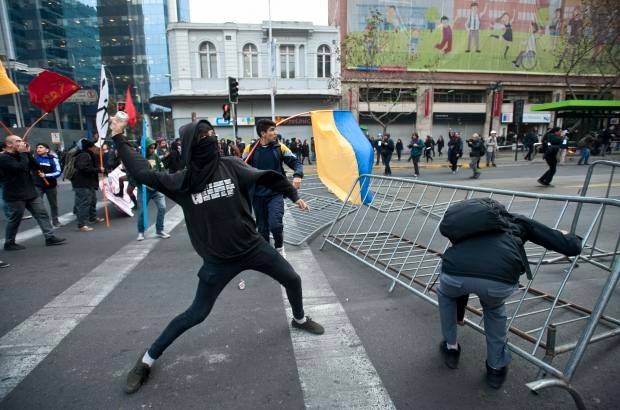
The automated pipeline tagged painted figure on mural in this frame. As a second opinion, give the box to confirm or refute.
[464,2,488,53]
[435,16,453,55]
[489,11,514,59]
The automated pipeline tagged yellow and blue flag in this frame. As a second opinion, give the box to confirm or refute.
[310,110,373,205]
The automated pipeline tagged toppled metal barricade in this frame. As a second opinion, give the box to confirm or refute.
[282,174,358,245]
[321,175,620,408]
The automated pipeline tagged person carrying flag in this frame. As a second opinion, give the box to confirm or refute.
[242,119,303,259]
[109,116,324,395]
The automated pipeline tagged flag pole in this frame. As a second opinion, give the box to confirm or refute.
[244,111,311,164]
[98,141,111,227]
[22,112,49,141]
[140,118,148,232]
[0,120,14,135]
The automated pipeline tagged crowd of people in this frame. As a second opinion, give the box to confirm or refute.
[365,124,617,182]
[0,114,612,393]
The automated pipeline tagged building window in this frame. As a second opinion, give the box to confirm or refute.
[434,89,486,103]
[299,45,305,77]
[242,43,258,78]
[280,45,295,79]
[317,45,331,78]
[199,41,217,79]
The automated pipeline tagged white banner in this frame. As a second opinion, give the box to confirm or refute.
[95,65,109,147]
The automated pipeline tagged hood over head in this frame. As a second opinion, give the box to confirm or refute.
[178,120,220,194]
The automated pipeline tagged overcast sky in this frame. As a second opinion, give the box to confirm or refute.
[189,0,329,25]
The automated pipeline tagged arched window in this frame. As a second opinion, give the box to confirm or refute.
[242,43,258,78]
[199,41,217,78]
[317,45,331,78]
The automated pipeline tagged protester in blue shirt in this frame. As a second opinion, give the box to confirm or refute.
[34,143,62,227]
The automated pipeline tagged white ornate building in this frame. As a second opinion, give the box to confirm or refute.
[153,21,340,140]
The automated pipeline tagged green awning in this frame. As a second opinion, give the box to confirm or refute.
[530,100,620,112]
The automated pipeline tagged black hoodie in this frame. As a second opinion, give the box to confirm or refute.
[112,121,300,262]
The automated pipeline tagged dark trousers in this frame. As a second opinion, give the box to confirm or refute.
[540,154,558,184]
[448,153,459,171]
[411,155,420,175]
[381,152,392,175]
[74,187,97,227]
[148,241,305,359]
[36,186,59,222]
[396,150,402,161]
[4,196,54,244]
[252,194,285,248]
[524,144,534,160]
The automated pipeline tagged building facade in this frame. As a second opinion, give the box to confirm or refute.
[156,21,340,141]
[0,0,189,139]
[330,0,619,142]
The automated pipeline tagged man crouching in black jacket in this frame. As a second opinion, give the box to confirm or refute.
[436,198,581,389]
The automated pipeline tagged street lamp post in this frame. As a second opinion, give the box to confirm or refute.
[268,0,275,121]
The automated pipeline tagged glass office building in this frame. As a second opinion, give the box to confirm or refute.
[0,0,188,136]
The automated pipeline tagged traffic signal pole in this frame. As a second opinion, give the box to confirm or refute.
[232,102,238,139]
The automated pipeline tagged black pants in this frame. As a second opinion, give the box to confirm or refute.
[148,241,305,359]
[396,150,402,161]
[540,154,557,184]
[252,194,284,248]
[411,155,420,175]
[448,153,459,171]
[525,144,534,160]
[381,152,392,175]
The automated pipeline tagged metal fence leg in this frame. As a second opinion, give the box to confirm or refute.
[526,379,586,410]
[535,324,556,379]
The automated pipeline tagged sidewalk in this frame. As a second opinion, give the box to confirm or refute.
[301,152,620,174]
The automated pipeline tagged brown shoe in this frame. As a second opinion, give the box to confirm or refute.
[79,226,94,232]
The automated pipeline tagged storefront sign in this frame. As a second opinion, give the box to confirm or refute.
[255,116,312,126]
[501,113,513,123]
[214,117,256,126]
[522,113,551,123]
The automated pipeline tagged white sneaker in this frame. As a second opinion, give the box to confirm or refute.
[137,233,145,241]
[156,231,171,239]
[276,247,287,259]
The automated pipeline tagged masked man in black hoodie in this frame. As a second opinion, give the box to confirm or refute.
[110,116,324,395]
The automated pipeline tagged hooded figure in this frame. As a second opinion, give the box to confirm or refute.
[110,118,324,395]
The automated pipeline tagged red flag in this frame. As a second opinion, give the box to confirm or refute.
[124,85,137,128]
[27,70,80,113]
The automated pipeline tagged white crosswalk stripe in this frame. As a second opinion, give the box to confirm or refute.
[0,206,184,400]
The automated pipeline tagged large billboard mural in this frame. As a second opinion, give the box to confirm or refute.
[345,0,612,74]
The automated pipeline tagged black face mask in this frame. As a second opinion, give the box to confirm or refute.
[191,135,218,167]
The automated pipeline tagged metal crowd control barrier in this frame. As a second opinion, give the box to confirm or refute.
[320,175,620,408]
[283,191,358,246]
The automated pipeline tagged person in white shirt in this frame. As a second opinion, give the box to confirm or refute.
[464,2,487,53]
[486,130,498,167]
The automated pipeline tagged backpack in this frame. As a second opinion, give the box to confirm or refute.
[62,147,80,181]
[440,198,511,244]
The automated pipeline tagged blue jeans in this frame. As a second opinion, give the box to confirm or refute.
[437,272,517,369]
[137,189,166,233]
[252,194,284,248]
[578,148,590,165]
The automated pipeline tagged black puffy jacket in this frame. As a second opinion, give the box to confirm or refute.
[440,199,582,285]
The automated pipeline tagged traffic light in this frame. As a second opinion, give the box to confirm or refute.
[228,76,239,103]
[117,102,126,112]
[222,103,231,121]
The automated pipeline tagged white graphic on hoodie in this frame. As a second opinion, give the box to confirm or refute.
[191,179,236,205]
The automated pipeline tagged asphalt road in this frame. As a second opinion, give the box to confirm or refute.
[0,158,618,409]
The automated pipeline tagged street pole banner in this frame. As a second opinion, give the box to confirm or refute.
[96,65,109,147]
